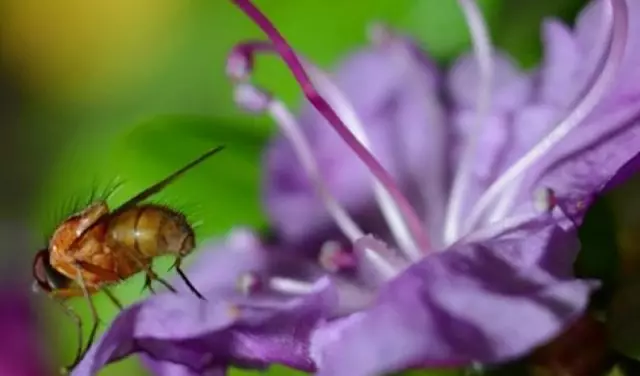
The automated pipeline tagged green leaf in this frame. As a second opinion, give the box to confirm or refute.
[36,114,269,376]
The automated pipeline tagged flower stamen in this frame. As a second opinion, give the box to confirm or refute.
[463,0,628,235]
[230,0,432,254]
[318,241,357,273]
[444,0,494,245]
[237,272,315,295]
[304,63,422,260]
[231,77,364,242]
[354,236,405,281]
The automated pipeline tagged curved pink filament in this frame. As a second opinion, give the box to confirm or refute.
[231,0,431,253]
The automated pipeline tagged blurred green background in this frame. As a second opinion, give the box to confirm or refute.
[0,0,605,375]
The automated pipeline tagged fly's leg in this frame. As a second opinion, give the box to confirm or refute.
[169,256,205,300]
[46,295,83,375]
[102,287,123,311]
[123,251,177,294]
[141,273,157,295]
[60,264,100,374]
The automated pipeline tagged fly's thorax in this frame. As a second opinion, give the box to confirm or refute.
[107,204,195,259]
[48,207,109,285]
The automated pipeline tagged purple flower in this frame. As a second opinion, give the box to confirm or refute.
[73,0,640,375]
[71,229,338,375]
[0,288,49,376]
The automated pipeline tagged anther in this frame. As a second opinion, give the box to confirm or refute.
[226,47,253,81]
[318,241,357,273]
[237,272,262,295]
[534,187,557,213]
[233,83,271,113]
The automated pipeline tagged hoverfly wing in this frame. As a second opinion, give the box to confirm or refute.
[111,145,225,216]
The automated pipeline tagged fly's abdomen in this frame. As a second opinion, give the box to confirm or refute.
[107,204,195,259]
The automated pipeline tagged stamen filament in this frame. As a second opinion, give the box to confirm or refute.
[237,272,315,295]
[304,63,422,260]
[268,277,315,295]
[444,0,494,245]
[354,236,405,280]
[453,211,548,246]
[487,177,522,223]
[361,247,399,280]
[462,0,628,235]
[267,97,366,242]
[231,0,432,254]
[319,241,357,272]
[232,78,364,242]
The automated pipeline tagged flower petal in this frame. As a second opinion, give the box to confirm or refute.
[448,52,533,112]
[528,101,640,223]
[310,219,595,376]
[538,19,581,107]
[574,0,640,104]
[527,0,640,222]
[140,356,226,376]
[72,277,337,376]
[263,41,447,244]
[72,229,338,375]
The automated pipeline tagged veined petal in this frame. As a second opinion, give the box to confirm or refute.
[310,218,595,376]
[72,230,339,376]
[264,42,447,244]
[532,104,640,222]
[461,0,633,232]
[72,278,337,376]
[139,358,225,376]
[575,0,640,105]
[526,0,640,222]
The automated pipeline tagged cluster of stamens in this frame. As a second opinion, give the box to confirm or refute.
[227,0,628,304]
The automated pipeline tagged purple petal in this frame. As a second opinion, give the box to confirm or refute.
[0,288,48,376]
[71,230,338,375]
[532,105,640,222]
[602,150,640,192]
[575,0,640,104]
[72,278,337,376]
[263,41,448,244]
[489,0,640,224]
[447,52,544,227]
[140,356,226,375]
[447,52,533,112]
[310,218,595,376]
[537,19,581,107]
